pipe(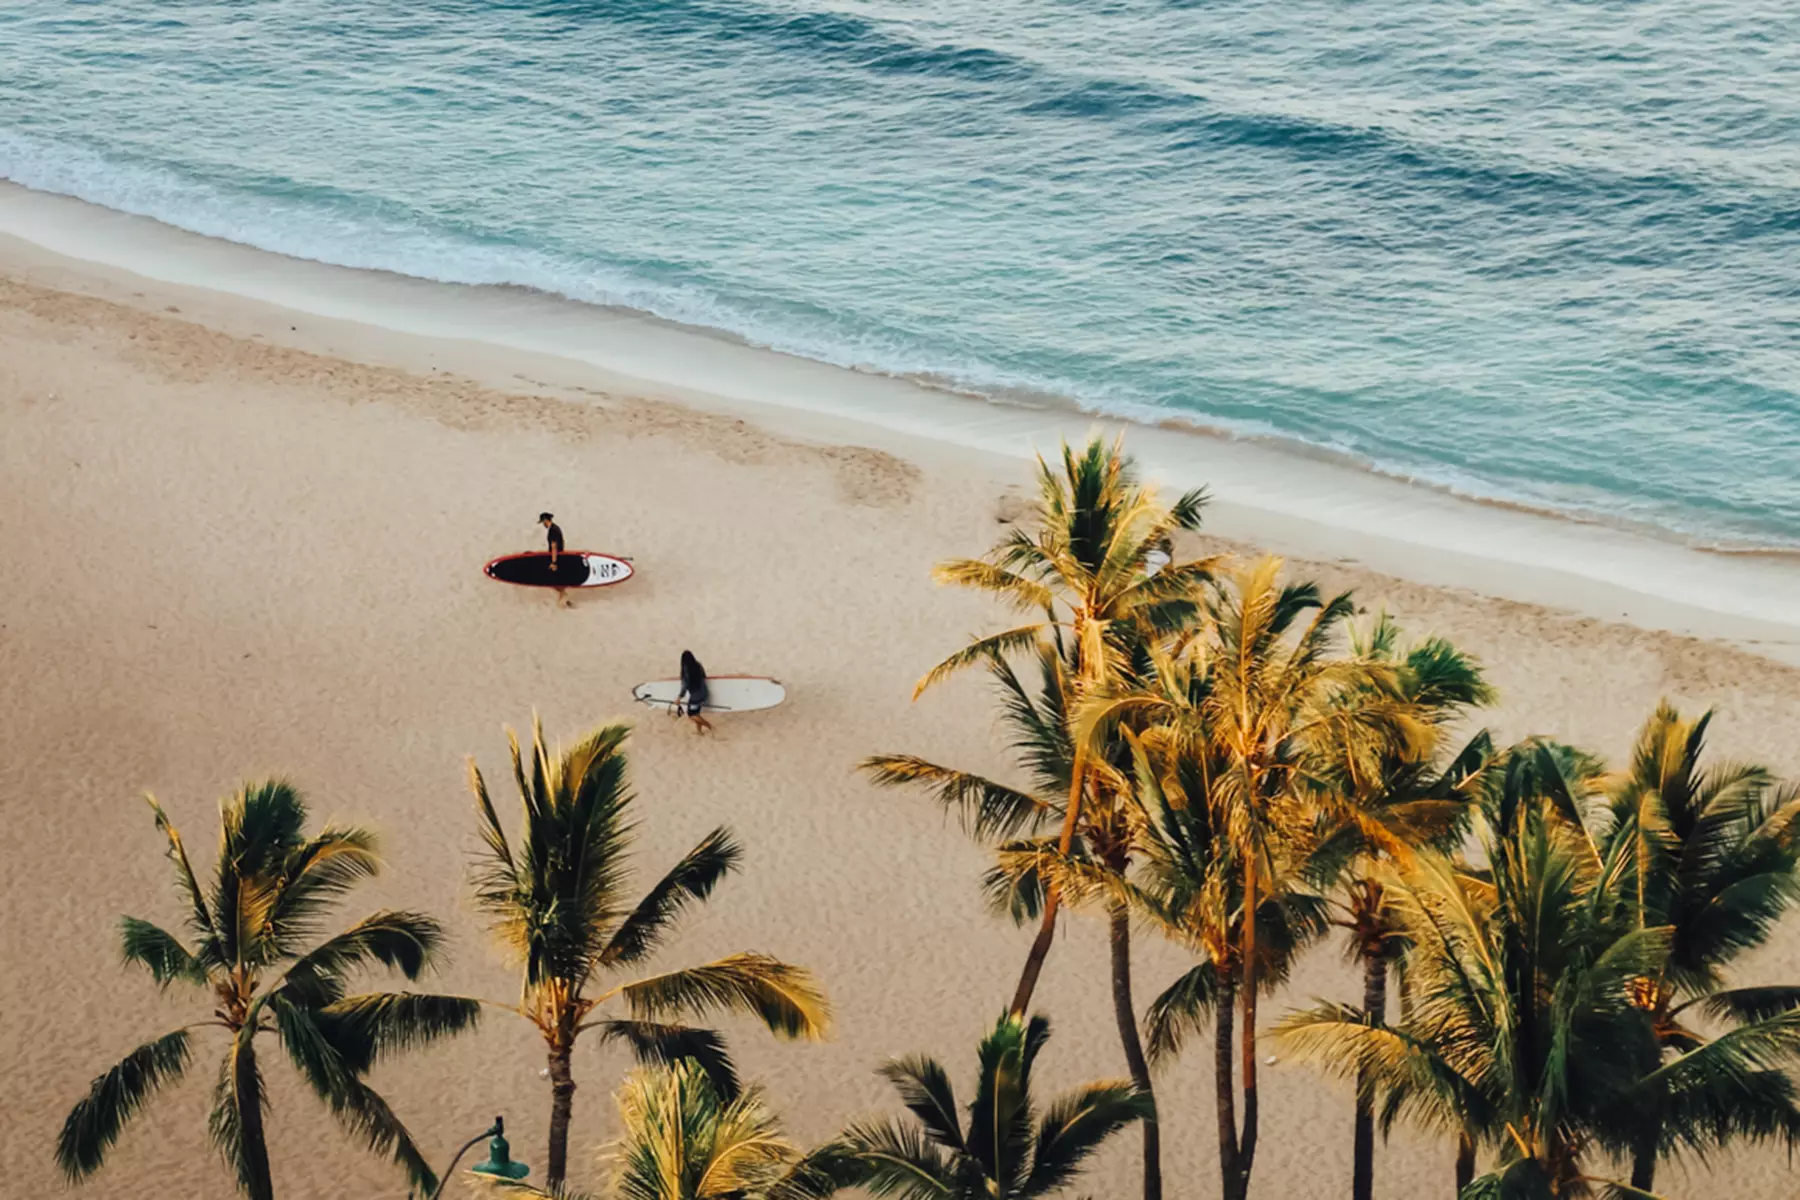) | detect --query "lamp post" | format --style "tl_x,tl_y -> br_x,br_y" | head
425,1115 -> 530,1199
